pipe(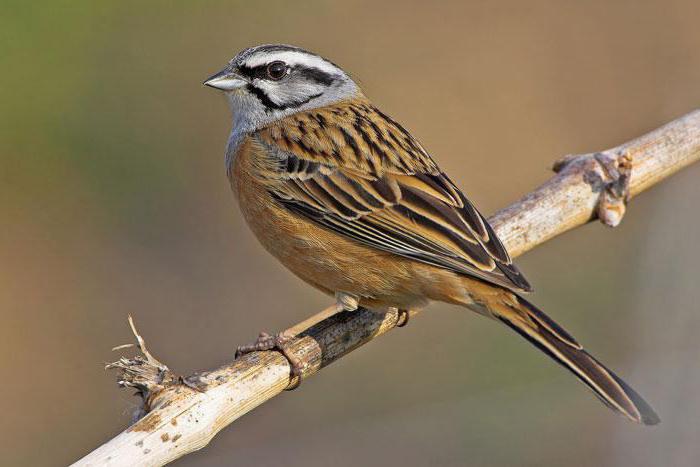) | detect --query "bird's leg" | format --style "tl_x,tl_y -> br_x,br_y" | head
396,308 -> 411,327
335,291 -> 359,312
